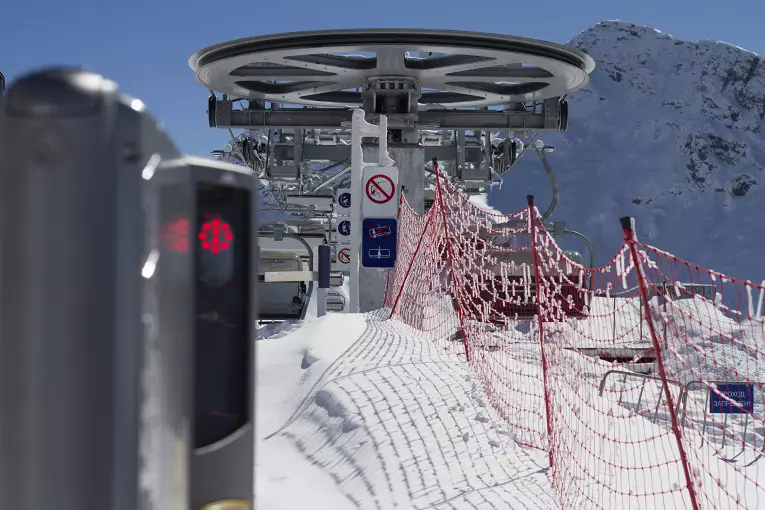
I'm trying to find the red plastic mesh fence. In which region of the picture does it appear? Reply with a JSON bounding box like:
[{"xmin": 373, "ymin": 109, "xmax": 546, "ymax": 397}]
[{"xmin": 384, "ymin": 174, "xmax": 765, "ymax": 509}]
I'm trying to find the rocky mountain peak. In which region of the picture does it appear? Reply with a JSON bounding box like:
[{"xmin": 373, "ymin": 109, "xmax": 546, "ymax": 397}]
[{"xmin": 492, "ymin": 20, "xmax": 765, "ymax": 283}]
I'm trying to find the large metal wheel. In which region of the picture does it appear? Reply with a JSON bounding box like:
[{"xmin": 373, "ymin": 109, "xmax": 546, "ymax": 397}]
[{"xmin": 190, "ymin": 29, "xmax": 595, "ymax": 108}]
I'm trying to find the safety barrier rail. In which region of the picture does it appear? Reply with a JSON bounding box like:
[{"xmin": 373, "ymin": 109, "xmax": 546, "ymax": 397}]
[
  {"xmin": 385, "ymin": 169, "xmax": 765, "ymax": 509},
  {"xmin": 598, "ymin": 369, "xmax": 685, "ymax": 419}
]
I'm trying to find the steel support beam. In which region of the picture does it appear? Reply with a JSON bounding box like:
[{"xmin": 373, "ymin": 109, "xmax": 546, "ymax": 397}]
[
  {"xmin": 272, "ymin": 143, "xmax": 484, "ymax": 164},
  {"xmin": 274, "ymin": 143, "xmax": 350, "ymax": 162},
  {"xmin": 213, "ymin": 99, "xmax": 566, "ymax": 130}
]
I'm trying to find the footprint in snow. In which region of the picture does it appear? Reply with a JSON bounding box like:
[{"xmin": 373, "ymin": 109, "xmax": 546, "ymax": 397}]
[
  {"xmin": 301, "ymin": 350, "xmax": 320, "ymax": 369},
  {"xmin": 474, "ymin": 413, "xmax": 490, "ymax": 424}
]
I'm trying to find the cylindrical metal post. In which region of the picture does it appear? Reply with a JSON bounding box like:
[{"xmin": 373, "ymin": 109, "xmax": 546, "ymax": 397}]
[
  {"xmin": 620, "ymin": 216, "xmax": 700, "ymax": 510},
  {"xmin": 0, "ymin": 68, "xmax": 190, "ymax": 509},
  {"xmin": 317, "ymin": 245, "xmax": 330, "ymax": 317},
  {"xmin": 349, "ymin": 109, "xmax": 364, "ymax": 312},
  {"xmin": 527, "ymin": 194, "xmax": 556, "ymax": 471}
]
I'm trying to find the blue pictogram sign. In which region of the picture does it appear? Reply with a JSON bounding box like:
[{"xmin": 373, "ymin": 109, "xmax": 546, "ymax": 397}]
[{"xmin": 361, "ymin": 218, "xmax": 397, "ymax": 268}]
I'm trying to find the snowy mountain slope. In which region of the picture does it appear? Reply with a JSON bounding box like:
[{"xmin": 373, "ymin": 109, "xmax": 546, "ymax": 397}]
[{"xmin": 490, "ymin": 20, "xmax": 765, "ymax": 284}]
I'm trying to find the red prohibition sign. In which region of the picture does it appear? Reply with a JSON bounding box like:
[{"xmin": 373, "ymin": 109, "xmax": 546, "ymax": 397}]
[
  {"xmin": 338, "ymin": 248, "xmax": 351, "ymax": 264},
  {"xmin": 365, "ymin": 174, "xmax": 395, "ymax": 204}
]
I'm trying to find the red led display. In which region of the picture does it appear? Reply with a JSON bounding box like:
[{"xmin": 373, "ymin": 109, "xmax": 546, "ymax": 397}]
[
  {"xmin": 160, "ymin": 218, "xmax": 190, "ymax": 253},
  {"xmin": 198, "ymin": 215, "xmax": 234, "ymax": 254}
]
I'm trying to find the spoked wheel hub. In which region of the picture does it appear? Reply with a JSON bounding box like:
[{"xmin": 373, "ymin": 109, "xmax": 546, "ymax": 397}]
[{"xmin": 190, "ymin": 29, "xmax": 595, "ymax": 109}]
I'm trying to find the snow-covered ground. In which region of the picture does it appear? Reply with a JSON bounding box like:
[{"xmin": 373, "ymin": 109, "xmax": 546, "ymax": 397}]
[
  {"xmin": 256, "ymin": 313, "xmax": 558, "ymax": 509},
  {"xmin": 255, "ymin": 298, "xmax": 765, "ymax": 508},
  {"xmin": 245, "ymin": 18, "xmax": 765, "ymax": 508}
]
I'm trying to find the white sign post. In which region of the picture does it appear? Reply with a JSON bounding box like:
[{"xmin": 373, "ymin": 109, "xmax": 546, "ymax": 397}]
[{"xmin": 348, "ymin": 109, "xmax": 395, "ymax": 313}]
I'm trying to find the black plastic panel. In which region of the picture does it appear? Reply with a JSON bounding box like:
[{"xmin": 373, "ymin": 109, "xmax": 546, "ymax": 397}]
[{"xmin": 193, "ymin": 183, "xmax": 251, "ymax": 449}]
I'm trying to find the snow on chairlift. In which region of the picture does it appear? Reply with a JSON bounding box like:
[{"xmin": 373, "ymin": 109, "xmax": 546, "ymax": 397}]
[
  {"xmin": 447, "ymin": 238, "xmax": 589, "ymax": 323},
  {"xmin": 460, "ymin": 247, "xmax": 588, "ymax": 323}
]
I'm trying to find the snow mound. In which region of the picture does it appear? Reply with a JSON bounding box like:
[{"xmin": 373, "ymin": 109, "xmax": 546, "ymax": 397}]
[
  {"xmin": 256, "ymin": 313, "xmax": 557, "ymax": 509},
  {"xmin": 655, "ymin": 296, "xmax": 765, "ymax": 384}
]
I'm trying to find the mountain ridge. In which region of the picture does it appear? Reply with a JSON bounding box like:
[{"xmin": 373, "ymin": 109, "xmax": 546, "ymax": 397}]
[{"xmin": 490, "ymin": 19, "xmax": 765, "ymax": 284}]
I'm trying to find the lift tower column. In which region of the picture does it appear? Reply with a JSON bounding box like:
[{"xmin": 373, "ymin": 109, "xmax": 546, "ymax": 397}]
[{"xmin": 190, "ymin": 29, "xmax": 595, "ymax": 312}]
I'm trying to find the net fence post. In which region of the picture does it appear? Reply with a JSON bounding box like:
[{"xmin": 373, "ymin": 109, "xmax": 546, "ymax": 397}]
[
  {"xmin": 383, "ymin": 192, "xmax": 408, "ymax": 309},
  {"xmin": 435, "ymin": 164, "xmax": 470, "ymax": 362},
  {"xmin": 620, "ymin": 216, "xmax": 701, "ymax": 510},
  {"xmin": 389, "ymin": 209, "xmax": 435, "ymax": 318},
  {"xmin": 528, "ymin": 195, "xmax": 556, "ymax": 474}
]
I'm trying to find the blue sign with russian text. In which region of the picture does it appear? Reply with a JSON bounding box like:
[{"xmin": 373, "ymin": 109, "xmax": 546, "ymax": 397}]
[
  {"xmin": 710, "ymin": 384, "xmax": 754, "ymax": 414},
  {"xmin": 361, "ymin": 218, "xmax": 397, "ymax": 268}
]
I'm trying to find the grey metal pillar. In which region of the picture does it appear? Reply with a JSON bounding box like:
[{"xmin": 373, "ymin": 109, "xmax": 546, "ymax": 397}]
[
  {"xmin": 456, "ymin": 130, "xmax": 466, "ymax": 181},
  {"xmin": 317, "ymin": 244, "xmax": 330, "ymax": 317},
  {"xmin": 359, "ymin": 144, "xmax": 393, "ymax": 312},
  {"xmin": 354, "ymin": 142, "xmax": 422, "ymax": 312},
  {"xmin": 389, "ymin": 144, "xmax": 425, "ymax": 214},
  {"xmin": 0, "ymin": 68, "xmax": 190, "ymax": 510}
]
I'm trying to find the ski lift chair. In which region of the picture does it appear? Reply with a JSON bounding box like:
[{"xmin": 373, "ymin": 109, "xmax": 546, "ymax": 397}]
[
  {"xmin": 257, "ymin": 251, "xmax": 308, "ymax": 320},
  {"xmin": 453, "ymin": 248, "xmax": 589, "ymax": 323}
]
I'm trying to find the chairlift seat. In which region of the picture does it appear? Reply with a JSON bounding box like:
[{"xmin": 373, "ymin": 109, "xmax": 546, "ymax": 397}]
[
  {"xmin": 460, "ymin": 165, "xmax": 492, "ymax": 182},
  {"xmin": 445, "ymin": 247, "xmax": 588, "ymax": 323},
  {"xmin": 268, "ymin": 165, "xmax": 300, "ymax": 180},
  {"xmin": 258, "ymin": 251, "xmax": 309, "ymax": 320}
]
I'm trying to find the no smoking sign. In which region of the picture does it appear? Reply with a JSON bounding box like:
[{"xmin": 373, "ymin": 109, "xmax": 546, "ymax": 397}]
[{"xmin": 362, "ymin": 166, "xmax": 399, "ymax": 217}]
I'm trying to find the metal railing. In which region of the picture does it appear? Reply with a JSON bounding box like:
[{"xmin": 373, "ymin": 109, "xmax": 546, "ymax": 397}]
[
  {"xmin": 598, "ymin": 370, "xmax": 765, "ymax": 466},
  {"xmin": 679, "ymin": 380, "xmax": 765, "ymax": 466},
  {"xmin": 598, "ymin": 369, "xmax": 685, "ymax": 422}
]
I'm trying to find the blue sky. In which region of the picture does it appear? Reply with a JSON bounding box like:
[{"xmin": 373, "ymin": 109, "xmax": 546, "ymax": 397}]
[{"xmin": 3, "ymin": 0, "xmax": 763, "ymax": 156}]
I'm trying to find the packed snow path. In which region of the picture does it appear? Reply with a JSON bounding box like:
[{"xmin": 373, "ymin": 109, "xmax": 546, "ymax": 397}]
[{"xmin": 256, "ymin": 312, "xmax": 558, "ymax": 509}]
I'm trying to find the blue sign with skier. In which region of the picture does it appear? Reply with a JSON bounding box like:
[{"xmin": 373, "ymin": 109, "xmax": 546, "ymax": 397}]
[
  {"xmin": 338, "ymin": 192, "xmax": 351, "ymax": 209},
  {"xmin": 337, "ymin": 220, "xmax": 351, "ymax": 237},
  {"xmin": 361, "ymin": 218, "xmax": 397, "ymax": 268}
]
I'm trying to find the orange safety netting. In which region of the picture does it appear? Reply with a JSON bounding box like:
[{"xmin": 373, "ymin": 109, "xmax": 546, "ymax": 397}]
[{"xmin": 384, "ymin": 172, "xmax": 765, "ymax": 509}]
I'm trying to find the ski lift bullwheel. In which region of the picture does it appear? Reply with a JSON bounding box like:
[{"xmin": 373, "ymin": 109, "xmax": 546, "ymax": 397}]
[{"xmin": 190, "ymin": 29, "xmax": 594, "ymax": 108}]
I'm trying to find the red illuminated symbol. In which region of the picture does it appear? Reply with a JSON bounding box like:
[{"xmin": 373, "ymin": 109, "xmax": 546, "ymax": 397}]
[
  {"xmin": 198, "ymin": 215, "xmax": 234, "ymax": 254},
  {"xmin": 161, "ymin": 218, "xmax": 190, "ymax": 253}
]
